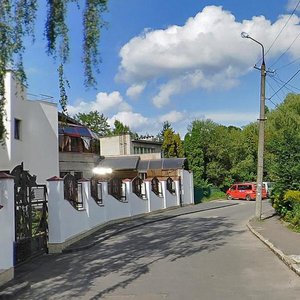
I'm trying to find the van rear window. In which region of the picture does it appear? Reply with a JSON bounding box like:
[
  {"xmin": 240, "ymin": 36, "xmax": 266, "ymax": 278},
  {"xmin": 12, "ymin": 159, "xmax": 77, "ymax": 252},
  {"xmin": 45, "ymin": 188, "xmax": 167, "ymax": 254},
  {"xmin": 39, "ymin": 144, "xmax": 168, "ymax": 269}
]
[{"xmin": 238, "ymin": 184, "xmax": 252, "ymax": 190}]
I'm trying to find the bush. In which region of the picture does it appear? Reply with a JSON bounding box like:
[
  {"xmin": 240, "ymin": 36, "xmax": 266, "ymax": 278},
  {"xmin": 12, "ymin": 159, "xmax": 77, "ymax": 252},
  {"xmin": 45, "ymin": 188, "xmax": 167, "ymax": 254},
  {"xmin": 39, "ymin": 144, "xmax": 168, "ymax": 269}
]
[
  {"xmin": 284, "ymin": 190, "xmax": 300, "ymax": 203},
  {"xmin": 194, "ymin": 186, "xmax": 226, "ymax": 203},
  {"xmin": 273, "ymin": 190, "xmax": 300, "ymax": 231},
  {"xmin": 202, "ymin": 190, "xmax": 226, "ymax": 202}
]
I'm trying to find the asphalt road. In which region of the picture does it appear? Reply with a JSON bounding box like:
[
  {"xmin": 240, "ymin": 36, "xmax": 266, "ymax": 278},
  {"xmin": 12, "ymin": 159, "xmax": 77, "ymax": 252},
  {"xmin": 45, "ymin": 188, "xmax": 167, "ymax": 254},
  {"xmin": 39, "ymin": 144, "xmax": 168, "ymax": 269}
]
[{"xmin": 18, "ymin": 201, "xmax": 300, "ymax": 300}]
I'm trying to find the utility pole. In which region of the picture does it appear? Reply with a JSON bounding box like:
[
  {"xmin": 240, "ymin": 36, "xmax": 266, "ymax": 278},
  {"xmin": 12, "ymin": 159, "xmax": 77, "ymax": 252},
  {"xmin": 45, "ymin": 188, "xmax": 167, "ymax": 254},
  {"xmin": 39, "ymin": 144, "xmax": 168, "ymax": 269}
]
[{"xmin": 241, "ymin": 32, "xmax": 266, "ymax": 220}]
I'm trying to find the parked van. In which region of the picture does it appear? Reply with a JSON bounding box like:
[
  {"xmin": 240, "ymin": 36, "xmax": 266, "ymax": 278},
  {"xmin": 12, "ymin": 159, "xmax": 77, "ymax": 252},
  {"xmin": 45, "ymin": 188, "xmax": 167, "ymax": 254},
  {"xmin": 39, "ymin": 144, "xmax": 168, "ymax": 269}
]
[
  {"xmin": 263, "ymin": 181, "xmax": 274, "ymax": 197},
  {"xmin": 226, "ymin": 182, "xmax": 267, "ymax": 201}
]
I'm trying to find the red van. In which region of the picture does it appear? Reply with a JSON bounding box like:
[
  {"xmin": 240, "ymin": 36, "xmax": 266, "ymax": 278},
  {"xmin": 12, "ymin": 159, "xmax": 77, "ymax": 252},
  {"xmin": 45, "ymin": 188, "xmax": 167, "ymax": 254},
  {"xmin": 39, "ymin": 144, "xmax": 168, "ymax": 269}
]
[{"xmin": 226, "ymin": 182, "xmax": 267, "ymax": 201}]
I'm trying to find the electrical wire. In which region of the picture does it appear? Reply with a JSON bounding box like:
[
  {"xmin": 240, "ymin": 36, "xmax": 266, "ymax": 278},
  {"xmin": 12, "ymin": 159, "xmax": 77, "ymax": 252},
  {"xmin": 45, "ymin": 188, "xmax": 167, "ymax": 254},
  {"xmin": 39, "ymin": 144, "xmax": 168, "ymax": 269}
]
[
  {"xmin": 270, "ymin": 30, "xmax": 300, "ymax": 68},
  {"xmin": 270, "ymin": 73, "xmax": 300, "ymax": 92},
  {"xmin": 268, "ymin": 68, "xmax": 300, "ymax": 100},
  {"xmin": 276, "ymin": 56, "xmax": 300, "ymax": 70},
  {"xmin": 264, "ymin": 0, "xmax": 300, "ymax": 58},
  {"xmin": 254, "ymin": 0, "xmax": 300, "ymax": 66},
  {"xmin": 266, "ymin": 79, "xmax": 284, "ymax": 105}
]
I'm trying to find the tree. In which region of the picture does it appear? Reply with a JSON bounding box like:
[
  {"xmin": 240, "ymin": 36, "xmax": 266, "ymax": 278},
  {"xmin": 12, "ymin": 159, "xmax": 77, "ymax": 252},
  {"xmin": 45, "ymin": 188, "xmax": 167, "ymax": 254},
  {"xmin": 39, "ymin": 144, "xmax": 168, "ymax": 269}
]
[
  {"xmin": 162, "ymin": 128, "xmax": 184, "ymax": 158},
  {"xmin": 156, "ymin": 121, "xmax": 172, "ymax": 141},
  {"xmin": 74, "ymin": 110, "xmax": 111, "ymax": 136},
  {"xmin": 112, "ymin": 119, "xmax": 131, "ymax": 135},
  {"xmin": 265, "ymin": 94, "xmax": 300, "ymax": 193},
  {"xmin": 229, "ymin": 122, "xmax": 258, "ymax": 183},
  {"xmin": 0, "ymin": 0, "xmax": 108, "ymax": 142}
]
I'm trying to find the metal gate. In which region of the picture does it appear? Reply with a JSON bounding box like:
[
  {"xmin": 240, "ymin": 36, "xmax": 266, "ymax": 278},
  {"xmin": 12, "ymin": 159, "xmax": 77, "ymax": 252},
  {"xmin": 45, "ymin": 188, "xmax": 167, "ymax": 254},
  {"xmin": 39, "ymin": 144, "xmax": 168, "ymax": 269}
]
[{"xmin": 11, "ymin": 163, "xmax": 48, "ymax": 265}]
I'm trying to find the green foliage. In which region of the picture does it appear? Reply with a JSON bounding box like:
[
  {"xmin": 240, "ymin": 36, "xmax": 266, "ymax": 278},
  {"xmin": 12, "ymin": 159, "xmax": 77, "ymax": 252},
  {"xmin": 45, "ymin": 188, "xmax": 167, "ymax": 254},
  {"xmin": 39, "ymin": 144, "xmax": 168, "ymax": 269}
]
[
  {"xmin": 202, "ymin": 191, "xmax": 226, "ymax": 202},
  {"xmin": 284, "ymin": 190, "xmax": 300, "ymax": 203},
  {"xmin": 265, "ymin": 94, "xmax": 300, "ymax": 194},
  {"xmin": 156, "ymin": 121, "xmax": 172, "ymax": 142},
  {"xmin": 112, "ymin": 119, "xmax": 131, "ymax": 135},
  {"xmin": 0, "ymin": 0, "xmax": 108, "ymax": 142},
  {"xmin": 83, "ymin": 0, "xmax": 108, "ymax": 86},
  {"xmin": 273, "ymin": 190, "xmax": 300, "ymax": 232},
  {"xmin": 74, "ymin": 110, "xmax": 111, "ymax": 136},
  {"xmin": 184, "ymin": 119, "xmax": 237, "ymax": 190},
  {"xmin": 162, "ymin": 128, "xmax": 184, "ymax": 158}
]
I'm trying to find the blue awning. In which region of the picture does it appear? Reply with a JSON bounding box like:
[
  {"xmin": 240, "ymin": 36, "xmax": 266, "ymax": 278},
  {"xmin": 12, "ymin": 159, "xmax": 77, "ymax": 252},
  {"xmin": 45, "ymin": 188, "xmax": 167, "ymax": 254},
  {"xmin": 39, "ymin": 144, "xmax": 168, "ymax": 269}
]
[{"xmin": 59, "ymin": 125, "xmax": 98, "ymax": 138}]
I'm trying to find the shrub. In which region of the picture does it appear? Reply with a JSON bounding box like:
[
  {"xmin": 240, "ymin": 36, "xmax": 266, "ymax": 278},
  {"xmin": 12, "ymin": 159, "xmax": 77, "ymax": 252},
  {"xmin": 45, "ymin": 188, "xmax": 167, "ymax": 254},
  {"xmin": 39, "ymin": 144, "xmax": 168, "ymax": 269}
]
[
  {"xmin": 284, "ymin": 190, "xmax": 300, "ymax": 203},
  {"xmin": 273, "ymin": 190, "xmax": 300, "ymax": 232}
]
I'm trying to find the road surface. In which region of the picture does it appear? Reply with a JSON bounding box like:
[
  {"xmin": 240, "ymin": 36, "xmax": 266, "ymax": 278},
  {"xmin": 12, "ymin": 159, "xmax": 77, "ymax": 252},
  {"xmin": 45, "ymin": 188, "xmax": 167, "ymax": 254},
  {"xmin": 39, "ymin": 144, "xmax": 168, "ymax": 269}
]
[{"xmin": 17, "ymin": 200, "xmax": 300, "ymax": 299}]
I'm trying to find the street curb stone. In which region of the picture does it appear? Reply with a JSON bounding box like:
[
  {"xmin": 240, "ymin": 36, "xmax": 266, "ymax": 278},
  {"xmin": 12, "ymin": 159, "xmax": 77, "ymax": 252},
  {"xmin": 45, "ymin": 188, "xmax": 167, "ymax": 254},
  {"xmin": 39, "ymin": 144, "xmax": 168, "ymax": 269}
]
[{"xmin": 247, "ymin": 219, "xmax": 300, "ymax": 277}]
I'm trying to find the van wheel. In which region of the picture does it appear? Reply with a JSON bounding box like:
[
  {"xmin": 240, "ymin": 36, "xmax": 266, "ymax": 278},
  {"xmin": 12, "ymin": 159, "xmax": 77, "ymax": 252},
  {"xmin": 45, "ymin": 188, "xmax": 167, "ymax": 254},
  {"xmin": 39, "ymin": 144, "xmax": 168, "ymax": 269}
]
[
  {"xmin": 227, "ymin": 195, "xmax": 232, "ymax": 200},
  {"xmin": 246, "ymin": 195, "xmax": 251, "ymax": 201}
]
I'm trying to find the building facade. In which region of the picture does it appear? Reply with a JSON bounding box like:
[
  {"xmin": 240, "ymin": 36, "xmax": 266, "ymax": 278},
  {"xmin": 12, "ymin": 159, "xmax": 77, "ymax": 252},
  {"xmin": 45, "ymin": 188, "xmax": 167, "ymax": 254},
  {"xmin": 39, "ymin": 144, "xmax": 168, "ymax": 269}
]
[
  {"xmin": 0, "ymin": 71, "xmax": 59, "ymax": 183},
  {"xmin": 58, "ymin": 113, "xmax": 101, "ymax": 179},
  {"xmin": 100, "ymin": 134, "xmax": 162, "ymax": 160}
]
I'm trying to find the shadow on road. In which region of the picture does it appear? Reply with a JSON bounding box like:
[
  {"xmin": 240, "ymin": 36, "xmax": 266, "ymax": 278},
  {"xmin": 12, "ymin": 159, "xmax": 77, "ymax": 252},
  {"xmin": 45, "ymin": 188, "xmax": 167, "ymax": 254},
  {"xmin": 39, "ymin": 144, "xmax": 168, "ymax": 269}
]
[{"xmin": 16, "ymin": 214, "xmax": 243, "ymax": 299}]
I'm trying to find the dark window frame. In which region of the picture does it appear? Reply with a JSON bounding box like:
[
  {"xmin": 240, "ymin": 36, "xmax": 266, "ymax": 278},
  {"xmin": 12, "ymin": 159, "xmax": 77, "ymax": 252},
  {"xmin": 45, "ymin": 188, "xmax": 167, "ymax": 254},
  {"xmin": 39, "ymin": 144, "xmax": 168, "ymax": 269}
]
[{"xmin": 14, "ymin": 118, "xmax": 21, "ymax": 140}]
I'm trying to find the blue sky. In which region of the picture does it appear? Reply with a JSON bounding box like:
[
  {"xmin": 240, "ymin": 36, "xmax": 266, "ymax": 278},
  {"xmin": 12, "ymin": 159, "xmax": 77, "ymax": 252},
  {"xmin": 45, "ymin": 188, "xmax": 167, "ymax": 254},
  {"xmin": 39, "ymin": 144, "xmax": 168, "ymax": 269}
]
[{"xmin": 24, "ymin": 0, "xmax": 300, "ymax": 137}]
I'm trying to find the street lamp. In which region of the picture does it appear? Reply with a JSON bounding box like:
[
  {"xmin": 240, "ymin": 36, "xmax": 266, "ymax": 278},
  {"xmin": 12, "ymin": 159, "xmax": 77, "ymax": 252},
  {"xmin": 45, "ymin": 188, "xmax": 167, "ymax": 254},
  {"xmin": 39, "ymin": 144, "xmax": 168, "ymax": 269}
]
[{"xmin": 241, "ymin": 32, "xmax": 266, "ymax": 220}]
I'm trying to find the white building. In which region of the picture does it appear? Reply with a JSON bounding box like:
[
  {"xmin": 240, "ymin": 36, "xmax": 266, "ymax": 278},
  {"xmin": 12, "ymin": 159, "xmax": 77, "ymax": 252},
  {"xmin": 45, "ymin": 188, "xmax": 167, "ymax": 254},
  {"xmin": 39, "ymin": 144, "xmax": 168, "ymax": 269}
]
[
  {"xmin": 100, "ymin": 134, "xmax": 162, "ymax": 160},
  {"xmin": 0, "ymin": 71, "xmax": 59, "ymax": 183}
]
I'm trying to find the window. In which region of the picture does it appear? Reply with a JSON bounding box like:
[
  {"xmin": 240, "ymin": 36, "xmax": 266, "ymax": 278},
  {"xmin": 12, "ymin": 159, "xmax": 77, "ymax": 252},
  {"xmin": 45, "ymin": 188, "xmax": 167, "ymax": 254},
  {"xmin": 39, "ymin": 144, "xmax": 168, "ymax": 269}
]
[
  {"xmin": 14, "ymin": 118, "xmax": 21, "ymax": 140},
  {"xmin": 74, "ymin": 172, "xmax": 83, "ymax": 181}
]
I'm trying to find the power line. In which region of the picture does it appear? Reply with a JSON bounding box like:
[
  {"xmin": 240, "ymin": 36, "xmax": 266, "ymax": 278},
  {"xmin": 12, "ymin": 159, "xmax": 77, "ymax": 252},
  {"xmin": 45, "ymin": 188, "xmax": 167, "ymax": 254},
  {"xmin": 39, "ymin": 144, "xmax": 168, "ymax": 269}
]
[
  {"xmin": 276, "ymin": 56, "xmax": 300, "ymax": 70},
  {"xmin": 266, "ymin": 79, "xmax": 284, "ymax": 105},
  {"xmin": 270, "ymin": 30, "xmax": 300, "ymax": 68},
  {"xmin": 271, "ymin": 73, "xmax": 300, "ymax": 92},
  {"xmin": 268, "ymin": 68, "xmax": 300, "ymax": 100},
  {"xmin": 264, "ymin": 0, "xmax": 300, "ymax": 58}
]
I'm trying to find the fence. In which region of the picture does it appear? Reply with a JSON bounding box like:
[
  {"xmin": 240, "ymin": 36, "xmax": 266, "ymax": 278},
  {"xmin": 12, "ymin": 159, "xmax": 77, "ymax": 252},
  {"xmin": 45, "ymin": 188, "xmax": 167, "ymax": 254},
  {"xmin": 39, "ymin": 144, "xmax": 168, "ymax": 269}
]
[
  {"xmin": 47, "ymin": 176, "xmax": 187, "ymax": 253},
  {"xmin": 0, "ymin": 172, "xmax": 194, "ymax": 286}
]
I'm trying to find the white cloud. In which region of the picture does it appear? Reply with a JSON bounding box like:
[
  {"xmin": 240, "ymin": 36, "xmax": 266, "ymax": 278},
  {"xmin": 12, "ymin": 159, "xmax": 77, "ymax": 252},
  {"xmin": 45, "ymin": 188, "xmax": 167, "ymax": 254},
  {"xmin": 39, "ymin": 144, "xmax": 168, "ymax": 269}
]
[
  {"xmin": 158, "ymin": 110, "xmax": 186, "ymax": 123},
  {"xmin": 203, "ymin": 112, "xmax": 258, "ymax": 125},
  {"xmin": 109, "ymin": 111, "xmax": 149, "ymax": 131},
  {"xmin": 117, "ymin": 5, "xmax": 300, "ymax": 107},
  {"xmin": 67, "ymin": 91, "xmax": 132, "ymax": 116},
  {"xmin": 126, "ymin": 83, "xmax": 146, "ymax": 99},
  {"xmin": 153, "ymin": 69, "xmax": 237, "ymax": 107}
]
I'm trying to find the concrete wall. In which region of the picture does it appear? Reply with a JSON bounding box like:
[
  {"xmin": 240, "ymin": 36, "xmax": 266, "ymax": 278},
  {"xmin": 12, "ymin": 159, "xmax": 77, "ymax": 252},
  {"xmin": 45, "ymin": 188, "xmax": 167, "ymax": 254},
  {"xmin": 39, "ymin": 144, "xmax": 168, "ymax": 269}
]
[
  {"xmin": 47, "ymin": 176, "xmax": 184, "ymax": 253},
  {"xmin": 181, "ymin": 170, "xmax": 195, "ymax": 205},
  {"xmin": 0, "ymin": 174, "xmax": 15, "ymax": 287},
  {"xmin": 100, "ymin": 134, "xmax": 162, "ymax": 157},
  {"xmin": 100, "ymin": 134, "xmax": 131, "ymax": 156},
  {"xmin": 0, "ymin": 71, "xmax": 59, "ymax": 183}
]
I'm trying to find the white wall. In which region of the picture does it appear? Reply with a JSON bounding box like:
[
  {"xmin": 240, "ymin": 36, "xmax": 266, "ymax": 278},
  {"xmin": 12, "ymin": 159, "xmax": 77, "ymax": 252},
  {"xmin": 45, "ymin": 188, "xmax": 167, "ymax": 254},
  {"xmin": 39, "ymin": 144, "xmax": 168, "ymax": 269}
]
[
  {"xmin": 100, "ymin": 134, "xmax": 131, "ymax": 156},
  {"xmin": 161, "ymin": 180, "xmax": 178, "ymax": 208},
  {"xmin": 0, "ymin": 71, "xmax": 59, "ymax": 183},
  {"xmin": 181, "ymin": 170, "xmax": 195, "ymax": 205},
  {"xmin": 47, "ymin": 177, "xmax": 183, "ymax": 253},
  {"xmin": 0, "ymin": 174, "xmax": 15, "ymax": 285}
]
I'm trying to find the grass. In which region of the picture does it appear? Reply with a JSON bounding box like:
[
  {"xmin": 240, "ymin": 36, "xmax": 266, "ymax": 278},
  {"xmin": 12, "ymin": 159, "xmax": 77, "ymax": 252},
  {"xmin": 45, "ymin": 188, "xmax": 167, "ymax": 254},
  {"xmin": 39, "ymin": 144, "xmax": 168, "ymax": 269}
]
[{"xmin": 200, "ymin": 191, "xmax": 227, "ymax": 203}]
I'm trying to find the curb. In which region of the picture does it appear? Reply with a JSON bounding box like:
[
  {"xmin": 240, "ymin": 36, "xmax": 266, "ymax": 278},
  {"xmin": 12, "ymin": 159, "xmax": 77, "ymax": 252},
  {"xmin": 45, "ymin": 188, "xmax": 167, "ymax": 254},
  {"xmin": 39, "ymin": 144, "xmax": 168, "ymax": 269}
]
[
  {"xmin": 64, "ymin": 202, "xmax": 239, "ymax": 253},
  {"xmin": 247, "ymin": 220, "xmax": 300, "ymax": 277}
]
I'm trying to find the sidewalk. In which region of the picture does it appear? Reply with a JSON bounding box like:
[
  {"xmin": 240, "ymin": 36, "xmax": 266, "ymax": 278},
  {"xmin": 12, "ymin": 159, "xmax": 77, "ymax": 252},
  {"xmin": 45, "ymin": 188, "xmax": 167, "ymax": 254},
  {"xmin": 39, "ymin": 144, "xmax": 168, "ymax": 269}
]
[{"xmin": 248, "ymin": 207, "xmax": 300, "ymax": 276}]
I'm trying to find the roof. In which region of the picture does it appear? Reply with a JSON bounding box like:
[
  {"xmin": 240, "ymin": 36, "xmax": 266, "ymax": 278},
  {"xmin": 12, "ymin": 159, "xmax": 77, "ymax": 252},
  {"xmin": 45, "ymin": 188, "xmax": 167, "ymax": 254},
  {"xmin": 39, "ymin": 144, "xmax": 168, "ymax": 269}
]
[
  {"xmin": 94, "ymin": 156, "xmax": 188, "ymax": 171},
  {"xmin": 137, "ymin": 158, "xmax": 187, "ymax": 171},
  {"xmin": 96, "ymin": 156, "xmax": 140, "ymax": 170},
  {"xmin": 59, "ymin": 124, "xmax": 99, "ymax": 139},
  {"xmin": 132, "ymin": 139, "xmax": 163, "ymax": 145}
]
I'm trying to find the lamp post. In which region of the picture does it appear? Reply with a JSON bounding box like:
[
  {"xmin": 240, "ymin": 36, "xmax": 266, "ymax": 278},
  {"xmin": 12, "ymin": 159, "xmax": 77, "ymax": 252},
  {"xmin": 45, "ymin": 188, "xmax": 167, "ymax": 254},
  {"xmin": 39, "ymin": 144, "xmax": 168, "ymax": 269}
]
[{"xmin": 241, "ymin": 32, "xmax": 266, "ymax": 220}]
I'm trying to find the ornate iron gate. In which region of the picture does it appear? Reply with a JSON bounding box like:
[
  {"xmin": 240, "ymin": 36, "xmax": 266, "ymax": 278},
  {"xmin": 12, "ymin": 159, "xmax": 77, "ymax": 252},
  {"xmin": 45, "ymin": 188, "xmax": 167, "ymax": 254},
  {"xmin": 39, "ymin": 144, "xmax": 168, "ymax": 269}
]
[{"xmin": 11, "ymin": 163, "xmax": 48, "ymax": 265}]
